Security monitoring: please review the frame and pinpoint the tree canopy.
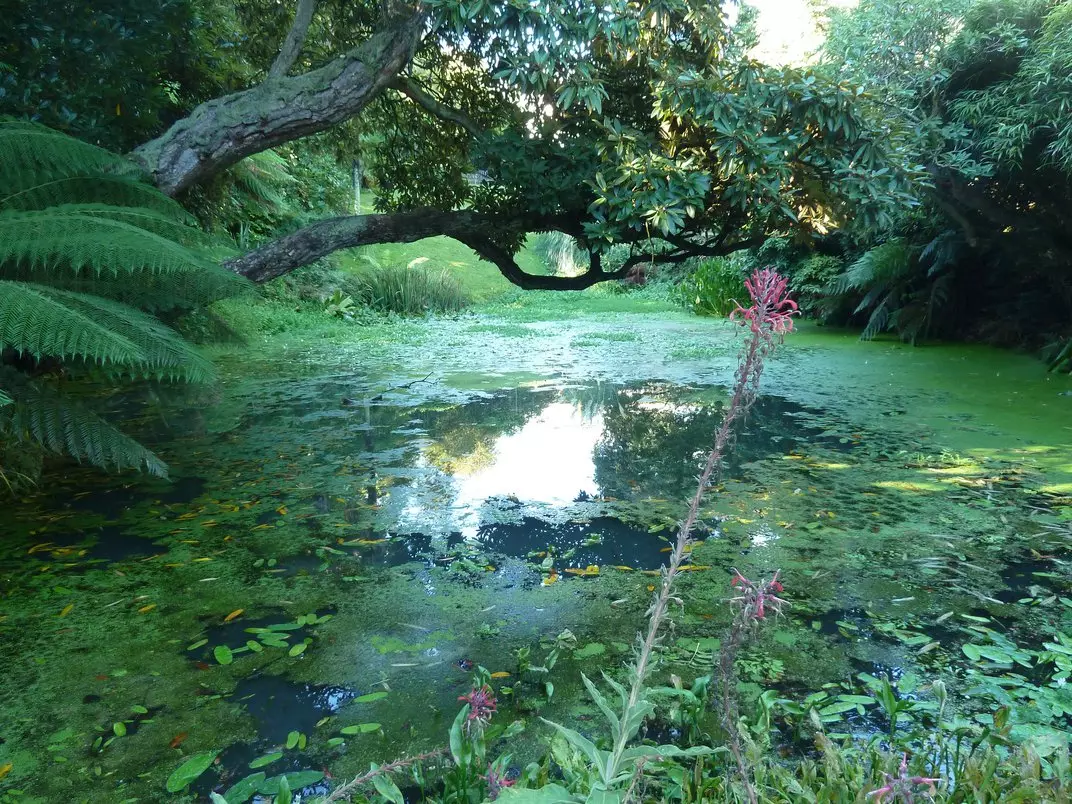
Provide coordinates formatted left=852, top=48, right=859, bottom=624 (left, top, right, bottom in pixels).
left=2, top=0, right=922, bottom=290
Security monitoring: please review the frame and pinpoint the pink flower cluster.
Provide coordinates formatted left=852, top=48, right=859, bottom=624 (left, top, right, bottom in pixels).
left=730, top=267, right=798, bottom=339
left=868, top=754, right=940, bottom=802
left=730, top=569, right=787, bottom=621
left=458, top=685, right=497, bottom=730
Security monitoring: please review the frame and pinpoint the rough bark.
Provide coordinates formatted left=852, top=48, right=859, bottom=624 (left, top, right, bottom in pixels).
left=131, top=13, right=424, bottom=196
left=268, top=0, right=318, bottom=79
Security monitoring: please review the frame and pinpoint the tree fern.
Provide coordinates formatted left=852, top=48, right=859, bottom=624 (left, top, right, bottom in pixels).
left=1, top=175, right=194, bottom=218
left=0, top=120, right=244, bottom=480
left=0, top=282, right=216, bottom=383
left=0, top=379, right=167, bottom=478
left=0, top=118, right=141, bottom=190
left=0, top=209, right=231, bottom=280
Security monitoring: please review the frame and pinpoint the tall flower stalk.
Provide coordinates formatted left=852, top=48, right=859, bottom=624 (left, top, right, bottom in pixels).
left=606, top=267, right=797, bottom=792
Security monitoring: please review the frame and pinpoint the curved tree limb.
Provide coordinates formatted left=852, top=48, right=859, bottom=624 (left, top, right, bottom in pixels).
left=132, top=11, right=425, bottom=196
left=223, top=208, right=764, bottom=291
left=268, top=0, right=318, bottom=79
left=387, top=77, right=485, bottom=138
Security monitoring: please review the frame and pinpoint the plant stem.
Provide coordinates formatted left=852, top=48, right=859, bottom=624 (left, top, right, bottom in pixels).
left=607, top=336, right=765, bottom=785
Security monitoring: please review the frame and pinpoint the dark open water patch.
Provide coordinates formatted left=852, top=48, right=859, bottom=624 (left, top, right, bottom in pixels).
left=477, top=516, right=680, bottom=569
left=232, top=674, right=357, bottom=744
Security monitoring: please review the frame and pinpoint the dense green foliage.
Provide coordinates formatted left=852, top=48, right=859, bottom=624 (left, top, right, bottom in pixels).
left=0, top=120, right=244, bottom=483
left=353, top=258, right=471, bottom=316
left=672, top=258, right=748, bottom=318
left=809, top=0, right=1072, bottom=364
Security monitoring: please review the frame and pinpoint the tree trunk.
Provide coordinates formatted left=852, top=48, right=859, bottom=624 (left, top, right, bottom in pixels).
left=131, top=14, right=423, bottom=196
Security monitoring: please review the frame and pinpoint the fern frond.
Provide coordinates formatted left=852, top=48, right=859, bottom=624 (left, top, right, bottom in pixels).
left=0, top=281, right=143, bottom=365
left=43, top=271, right=247, bottom=311
left=0, top=282, right=215, bottom=382
left=0, top=118, right=140, bottom=191
left=0, top=209, right=225, bottom=280
left=829, top=241, right=913, bottom=295
left=0, top=389, right=11, bottom=407
left=0, top=175, right=192, bottom=218
left=54, top=289, right=216, bottom=383
left=860, top=301, right=891, bottom=340
left=41, top=204, right=220, bottom=249
left=0, top=384, right=167, bottom=477
left=230, top=151, right=296, bottom=207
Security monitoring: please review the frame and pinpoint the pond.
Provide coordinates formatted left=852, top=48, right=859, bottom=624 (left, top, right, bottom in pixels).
left=1, top=311, right=1070, bottom=802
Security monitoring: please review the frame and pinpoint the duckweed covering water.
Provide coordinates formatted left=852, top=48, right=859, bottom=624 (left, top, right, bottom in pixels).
left=1, top=310, right=1070, bottom=801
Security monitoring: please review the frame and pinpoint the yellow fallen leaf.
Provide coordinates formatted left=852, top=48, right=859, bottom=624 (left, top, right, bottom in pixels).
left=138, top=603, right=157, bottom=614
left=647, top=584, right=656, bottom=592
left=0, top=763, right=12, bottom=780
left=677, top=565, right=712, bottom=572
left=611, top=565, right=633, bottom=572
left=490, top=671, right=511, bottom=679
left=193, top=557, right=213, bottom=562
left=59, top=603, right=74, bottom=617
left=276, top=506, right=288, bottom=515
left=223, top=609, right=244, bottom=622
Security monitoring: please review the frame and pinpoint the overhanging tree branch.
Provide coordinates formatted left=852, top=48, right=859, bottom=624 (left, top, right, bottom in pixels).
left=131, top=11, right=426, bottom=196
left=268, top=0, right=318, bottom=79
left=223, top=207, right=767, bottom=290
left=387, top=77, right=485, bottom=138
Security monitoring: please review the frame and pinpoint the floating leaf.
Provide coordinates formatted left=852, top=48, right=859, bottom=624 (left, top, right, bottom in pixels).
left=355, top=691, right=388, bottom=703
left=326, top=737, right=345, bottom=747
left=112, top=722, right=126, bottom=737
left=213, top=645, right=233, bottom=665
left=246, top=640, right=263, bottom=653
left=259, top=771, right=324, bottom=794
left=138, top=603, right=157, bottom=614
left=131, top=704, right=148, bottom=714
left=187, top=639, right=208, bottom=651
left=222, top=771, right=265, bottom=803
left=340, top=723, right=381, bottom=735
left=288, top=642, right=308, bottom=657
left=59, top=603, right=74, bottom=617
left=249, top=752, right=283, bottom=769
left=962, top=644, right=982, bottom=662
left=224, top=609, right=244, bottom=622
left=285, top=730, right=300, bottom=749
left=490, top=671, right=511, bottom=679
left=574, top=643, right=606, bottom=659
left=165, top=751, right=218, bottom=793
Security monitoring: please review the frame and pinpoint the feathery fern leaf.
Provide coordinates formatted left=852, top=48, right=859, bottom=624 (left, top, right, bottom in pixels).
left=52, top=289, right=216, bottom=383
left=0, top=389, right=11, bottom=408
left=41, top=204, right=220, bottom=248
left=0, top=281, right=143, bottom=365
left=0, top=384, right=167, bottom=477
left=0, top=175, right=194, bottom=218
left=0, top=282, right=216, bottom=382
left=0, top=209, right=225, bottom=279
left=0, top=118, right=140, bottom=192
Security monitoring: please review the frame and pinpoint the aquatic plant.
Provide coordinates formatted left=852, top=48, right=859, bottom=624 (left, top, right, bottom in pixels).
left=354, top=259, right=471, bottom=316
